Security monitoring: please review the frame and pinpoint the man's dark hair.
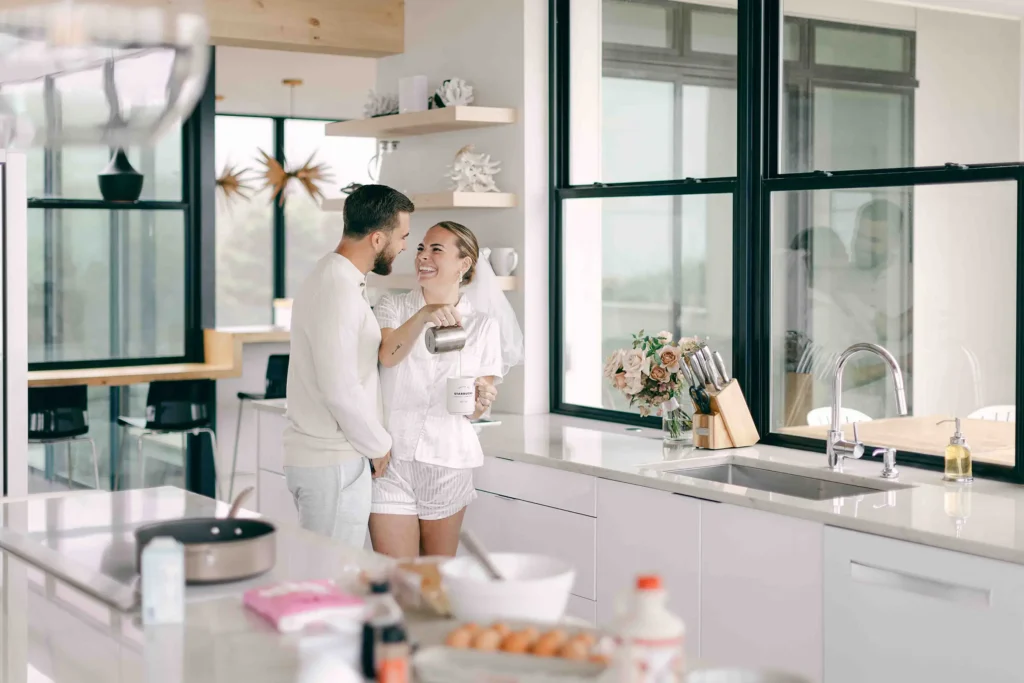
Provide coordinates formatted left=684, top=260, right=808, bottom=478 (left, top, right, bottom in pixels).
left=342, top=184, right=415, bottom=239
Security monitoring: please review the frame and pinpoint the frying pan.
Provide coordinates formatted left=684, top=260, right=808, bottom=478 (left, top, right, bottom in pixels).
left=134, top=487, right=277, bottom=584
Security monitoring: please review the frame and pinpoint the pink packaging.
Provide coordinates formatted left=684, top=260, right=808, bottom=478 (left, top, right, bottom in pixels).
left=243, top=579, right=366, bottom=633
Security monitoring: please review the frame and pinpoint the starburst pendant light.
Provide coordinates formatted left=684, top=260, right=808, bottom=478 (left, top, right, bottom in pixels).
left=0, top=0, right=210, bottom=149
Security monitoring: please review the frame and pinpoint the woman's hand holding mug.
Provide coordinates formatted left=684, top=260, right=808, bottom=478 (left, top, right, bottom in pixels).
left=475, top=378, right=498, bottom=414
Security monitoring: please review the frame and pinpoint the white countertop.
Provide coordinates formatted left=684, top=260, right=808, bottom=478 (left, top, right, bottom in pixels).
left=255, top=399, right=1024, bottom=566
left=0, top=487, right=393, bottom=683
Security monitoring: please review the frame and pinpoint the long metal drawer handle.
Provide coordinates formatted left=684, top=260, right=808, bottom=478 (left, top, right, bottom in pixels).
left=850, top=560, right=991, bottom=608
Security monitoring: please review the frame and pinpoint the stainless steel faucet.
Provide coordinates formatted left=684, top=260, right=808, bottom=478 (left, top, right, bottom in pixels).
left=827, top=343, right=909, bottom=472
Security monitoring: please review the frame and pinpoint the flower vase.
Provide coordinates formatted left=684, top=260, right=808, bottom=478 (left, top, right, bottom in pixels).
left=662, top=397, right=692, bottom=445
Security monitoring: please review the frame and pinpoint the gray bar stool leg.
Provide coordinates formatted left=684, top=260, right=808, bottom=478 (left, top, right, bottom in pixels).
left=230, top=400, right=246, bottom=502
left=138, top=431, right=148, bottom=489
left=85, top=438, right=100, bottom=490
left=66, top=442, right=73, bottom=491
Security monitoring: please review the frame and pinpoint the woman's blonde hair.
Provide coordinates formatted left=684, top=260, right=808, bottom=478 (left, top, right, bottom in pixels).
left=434, top=220, right=480, bottom=285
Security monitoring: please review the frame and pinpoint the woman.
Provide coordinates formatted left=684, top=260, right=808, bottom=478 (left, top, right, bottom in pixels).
left=369, top=221, right=522, bottom=557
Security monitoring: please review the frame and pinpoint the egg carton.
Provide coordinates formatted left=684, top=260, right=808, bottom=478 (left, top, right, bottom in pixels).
left=413, top=646, right=610, bottom=683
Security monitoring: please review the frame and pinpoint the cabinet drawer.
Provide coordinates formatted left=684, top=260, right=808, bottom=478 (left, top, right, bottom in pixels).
left=824, top=527, right=1024, bottom=683
left=465, top=490, right=597, bottom=600
left=476, top=457, right=596, bottom=517
left=258, top=469, right=299, bottom=528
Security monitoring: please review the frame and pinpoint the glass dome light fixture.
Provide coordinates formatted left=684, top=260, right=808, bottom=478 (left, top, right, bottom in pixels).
left=0, top=0, right=209, bottom=149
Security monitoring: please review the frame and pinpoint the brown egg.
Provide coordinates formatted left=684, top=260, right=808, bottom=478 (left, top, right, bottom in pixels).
left=445, top=626, right=474, bottom=649
left=471, top=627, right=503, bottom=651
left=569, top=632, right=596, bottom=648
left=500, top=628, right=540, bottom=654
left=530, top=629, right=568, bottom=657
left=491, top=622, right=511, bottom=638
left=558, top=639, right=589, bottom=661
left=589, top=653, right=611, bottom=666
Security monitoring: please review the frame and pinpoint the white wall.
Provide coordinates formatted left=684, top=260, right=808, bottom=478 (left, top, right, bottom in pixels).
left=374, top=0, right=548, bottom=414
left=215, top=46, right=377, bottom=119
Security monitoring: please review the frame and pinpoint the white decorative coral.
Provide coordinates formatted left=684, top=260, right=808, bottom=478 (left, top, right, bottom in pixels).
left=363, top=90, right=398, bottom=118
left=446, top=144, right=501, bottom=193
left=433, top=78, right=475, bottom=107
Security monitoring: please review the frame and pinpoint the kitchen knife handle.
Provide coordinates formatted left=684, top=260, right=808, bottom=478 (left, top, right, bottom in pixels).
left=712, top=351, right=730, bottom=383
left=700, top=347, right=723, bottom=390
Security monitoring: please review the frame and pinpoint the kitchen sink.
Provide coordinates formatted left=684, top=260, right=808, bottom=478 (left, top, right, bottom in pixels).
left=664, top=462, right=911, bottom=501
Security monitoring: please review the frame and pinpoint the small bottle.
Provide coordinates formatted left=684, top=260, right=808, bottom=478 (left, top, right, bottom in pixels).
left=376, top=624, right=410, bottom=683
left=360, top=580, right=404, bottom=680
left=611, top=574, right=686, bottom=683
left=141, top=537, right=185, bottom=626
left=939, top=418, right=973, bottom=483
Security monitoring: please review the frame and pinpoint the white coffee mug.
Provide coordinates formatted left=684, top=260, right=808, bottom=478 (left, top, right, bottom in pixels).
left=489, top=248, right=519, bottom=276
left=447, top=376, right=476, bottom=415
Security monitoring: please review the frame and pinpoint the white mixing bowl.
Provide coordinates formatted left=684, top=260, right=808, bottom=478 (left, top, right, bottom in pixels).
left=440, top=553, right=576, bottom=623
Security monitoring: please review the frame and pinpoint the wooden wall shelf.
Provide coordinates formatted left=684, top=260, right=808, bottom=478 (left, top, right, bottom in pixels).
left=324, top=106, right=516, bottom=138
left=322, top=191, right=516, bottom=212
left=367, top=274, right=518, bottom=291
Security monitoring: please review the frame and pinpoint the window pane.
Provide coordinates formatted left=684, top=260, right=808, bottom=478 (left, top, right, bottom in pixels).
left=812, top=87, right=908, bottom=172
left=603, top=0, right=672, bottom=48
left=561, top=194, right=733, bottom=413
left=690, top=10, right=736, bottom=55
left=814, top=26, right=907, bottom=72
left=782, top=2, right=1023, bottom=171
left=283, top=119, right=376, bottom=296
left=784, top=21, right=800, bottom=61
left=214, top=115, right=275, bottom=327
left=570, top=0, right=737, bottom=184
left=29, top=131, right=182, bottom=201
left=771, top=182, right=1016, bottom=468
left=28, top=209, right=186, bottom=363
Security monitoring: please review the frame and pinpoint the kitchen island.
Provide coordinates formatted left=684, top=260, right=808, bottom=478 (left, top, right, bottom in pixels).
left=0, top=487, right=391, bottom=683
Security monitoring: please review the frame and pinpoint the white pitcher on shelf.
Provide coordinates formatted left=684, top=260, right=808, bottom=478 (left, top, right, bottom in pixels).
left=489, top=247, right=518, bottom=276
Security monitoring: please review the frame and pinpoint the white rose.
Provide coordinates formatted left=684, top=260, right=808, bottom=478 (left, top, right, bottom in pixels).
left=623, top=372, right=643, bottom=395
left=657, top=330, right=673, bottom=343
left=622, top=348, right=644, bottom=375
left=603, top=349, right=624, bottom=379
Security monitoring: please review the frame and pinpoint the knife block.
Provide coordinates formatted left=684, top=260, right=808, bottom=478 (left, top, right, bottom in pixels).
left=693, top=379, right=760, bottom=450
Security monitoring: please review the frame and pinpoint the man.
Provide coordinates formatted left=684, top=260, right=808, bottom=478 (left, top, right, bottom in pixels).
left=283, top=184, right=414, bottom=547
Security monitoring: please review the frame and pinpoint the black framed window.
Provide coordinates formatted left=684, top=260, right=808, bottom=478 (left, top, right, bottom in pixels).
left=552, top=0, right=1024, bottom=481
left=214, top=114, right=377, bottom=326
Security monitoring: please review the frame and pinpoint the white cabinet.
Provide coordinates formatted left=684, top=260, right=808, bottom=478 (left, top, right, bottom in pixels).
left=595, top=479, right=701, bottom=657
left=464, top=489, right=597, bottom=600
left=475, top=456, right=596, bottom=516
left=701, top=503, right=823, bottom=682
left=824, top=527, right=1024, bottom=683
left=257, top=469, right=299, bottom=527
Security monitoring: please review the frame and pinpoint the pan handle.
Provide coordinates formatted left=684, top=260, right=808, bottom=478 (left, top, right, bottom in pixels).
left=227, top=487, right=255, bottom=519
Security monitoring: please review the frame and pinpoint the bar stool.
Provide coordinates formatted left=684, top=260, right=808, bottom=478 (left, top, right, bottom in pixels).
left=230, top=354, right=288, bottom=500
left=29, top=385, right=101, bottom=490
left=116, top=380, right=222, bottom=498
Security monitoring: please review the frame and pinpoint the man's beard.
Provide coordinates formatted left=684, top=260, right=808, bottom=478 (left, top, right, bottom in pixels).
left=372, top=240, right=398, bottom=275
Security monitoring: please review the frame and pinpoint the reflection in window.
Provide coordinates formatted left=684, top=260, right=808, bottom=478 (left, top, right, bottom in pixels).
left=773, top=182, right=1016, bottom=467
left=562, top=194, right=733, bottom=413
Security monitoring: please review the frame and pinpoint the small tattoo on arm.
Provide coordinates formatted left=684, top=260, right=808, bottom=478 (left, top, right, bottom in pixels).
left=391, top=343, right=403, bottom=355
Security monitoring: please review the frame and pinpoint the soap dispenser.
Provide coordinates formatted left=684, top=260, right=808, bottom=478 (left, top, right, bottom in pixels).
left=937, top=418, right=973, bottom=483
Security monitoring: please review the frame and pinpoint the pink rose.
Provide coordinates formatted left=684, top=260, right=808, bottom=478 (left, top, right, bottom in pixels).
left=649, top=365, right=669, bottom=382
left=658, top=346, right=681, bottom=373
left=613, top=372, right=628, bottom=390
